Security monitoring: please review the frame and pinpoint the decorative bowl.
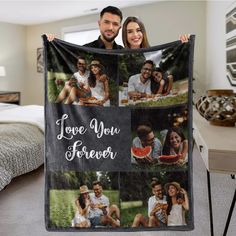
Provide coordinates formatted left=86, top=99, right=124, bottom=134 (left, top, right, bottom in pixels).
left=195, top=89, right=236, bottom=127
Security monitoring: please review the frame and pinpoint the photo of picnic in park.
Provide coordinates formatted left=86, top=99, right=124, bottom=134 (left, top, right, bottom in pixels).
left=131, top=105, right=189, bottom=171
left=118, top=43, right=190, bottom=107
left=47, top=170, right=190, bottom=229
left=46, top=38, right=190, bottom=108
left=46, top=41, right=119, bottom=106
left=120, top=171, right=190, bottom=228
left=47, top=171, right=120, bottom=229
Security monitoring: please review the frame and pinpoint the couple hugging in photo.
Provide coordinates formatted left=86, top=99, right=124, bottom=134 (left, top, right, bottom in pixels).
left=132, top=178, right=189, bottom=227
left=72, top=181, right=120, bottom=228
left=128, top=60, right=173, bottom=101
left=55, top=57, right=110, bottom=106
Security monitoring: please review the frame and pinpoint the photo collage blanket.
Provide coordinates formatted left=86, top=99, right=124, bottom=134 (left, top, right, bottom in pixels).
left=43, top=35, right=195, bottom=232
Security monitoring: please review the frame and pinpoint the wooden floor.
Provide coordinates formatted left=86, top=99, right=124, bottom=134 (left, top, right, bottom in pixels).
left=0, top=146, right=235, bottom=236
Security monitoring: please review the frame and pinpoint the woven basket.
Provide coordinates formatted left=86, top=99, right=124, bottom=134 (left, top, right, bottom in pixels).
left=195, top=89, right=236, bottom=127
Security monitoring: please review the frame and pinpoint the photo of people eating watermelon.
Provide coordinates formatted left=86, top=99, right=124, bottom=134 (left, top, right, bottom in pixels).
left=131, top=105, right=188, bottom=170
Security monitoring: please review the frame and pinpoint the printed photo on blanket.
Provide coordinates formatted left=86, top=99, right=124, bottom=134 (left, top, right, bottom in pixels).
left=118, top=43, right=190, bottom=107
left=47, top=49, right=119, bottom=106
left=47, top=171, right=120, bottom=229
left=131, top=105, right=189, bottom=171
left=120, top=171, right=190, bottom=228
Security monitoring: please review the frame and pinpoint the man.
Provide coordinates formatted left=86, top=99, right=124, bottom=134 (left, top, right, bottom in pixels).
left=88, top=180, right=120, bottom=227
left=55, top=56, right=89, bottom=104
left=148, top=178, right=168, bottom=227
left=132, top=122, right=162, bottom=164
left=132, top=178, right=167, bottom=227
left=84, top=6, right=123, bottom=49
left=128, top=60, right=154, bottom=99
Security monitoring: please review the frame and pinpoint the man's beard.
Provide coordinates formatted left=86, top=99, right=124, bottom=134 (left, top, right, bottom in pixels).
left=102, top=31, right=118, bottom=43
left=78, top=67, right=86, bottom=73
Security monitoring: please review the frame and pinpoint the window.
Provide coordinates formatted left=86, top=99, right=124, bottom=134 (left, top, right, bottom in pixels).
left=62, top=23, right=123, bottom=46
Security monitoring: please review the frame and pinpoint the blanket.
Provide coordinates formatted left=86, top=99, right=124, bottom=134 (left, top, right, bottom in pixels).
left=0, top=105, right=44, bottom=190
left=44, top=35, right=195, bottom=231
left=0, top=105, right=44, bottom=132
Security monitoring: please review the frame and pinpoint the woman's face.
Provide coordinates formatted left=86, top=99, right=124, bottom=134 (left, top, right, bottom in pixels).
left=91, top=65, right=100, bottom=75
left=126, top=22, right=143, bottom=49
left=170, top=131, right=182, bottom=149
left=153, top=71, right=163, bottom=82
left=168, top=185, right=178, bottom=197
left=83, top=192, right=89, bottom=199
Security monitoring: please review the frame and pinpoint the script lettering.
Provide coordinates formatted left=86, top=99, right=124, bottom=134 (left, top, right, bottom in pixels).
left=90, top=118, right=120, bottom=139
left=56, top=114, right=87, bottom=140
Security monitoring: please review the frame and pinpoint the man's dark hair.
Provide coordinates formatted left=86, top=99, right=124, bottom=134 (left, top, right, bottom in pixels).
left=143, top=60, right=154, bottom=68
left=151, top=177, right=162, bottom=188
left=100, top=6, right=123, bottom=21
left=77, top=56, right=86, bottom=62
left=92, top=180, right=102, bottom=186
left=136, top=123, right=152, bottom=141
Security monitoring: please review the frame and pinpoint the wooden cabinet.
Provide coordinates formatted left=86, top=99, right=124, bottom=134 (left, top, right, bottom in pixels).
left=193, top=108, right=236, bottom=174
left=0, top=91, right=20, bottom=105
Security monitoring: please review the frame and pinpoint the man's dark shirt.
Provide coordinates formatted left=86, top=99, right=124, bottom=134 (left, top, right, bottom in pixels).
left=84, top=36, right=123, bottom=49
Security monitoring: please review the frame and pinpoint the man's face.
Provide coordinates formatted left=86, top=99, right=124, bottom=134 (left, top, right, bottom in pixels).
left=77, top=59, right=86, bottom=73
left=93, top=184, right=102, bottom=197
left=142, top=131, right=155, bottom=147
left=141, top=63, right=153, bottom=81
left=99, top=12, right=121, bottom=43
left=152, top=184, right=163, bottom=199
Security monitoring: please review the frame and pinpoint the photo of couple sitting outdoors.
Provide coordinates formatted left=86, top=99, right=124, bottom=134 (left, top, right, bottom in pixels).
left=120, top=173, right=189, bottom=227
left=131, top=106, right=188, bottom=170
left=119, top=45, right=190, bottom=108
left=120, top=60, right=174, bottom=106
left=71, top=181, right=120, bottom=228
left=54, top=57, right=111, bottom=106
left=49, top=171, right=120, bottom=229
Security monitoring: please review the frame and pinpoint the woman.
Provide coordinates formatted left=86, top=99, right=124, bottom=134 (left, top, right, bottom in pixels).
left=122, top=16, right=150, bottom=49
left=162, top=127, right=188, bottom=163
left=72, top=185, right=91, bottom=228
left=151, top=67, right=173, bottom=96
left=86, top=60, right=110, bottom=106
left=165, top=182, right=189, bottom=226
left=68, top=60, right=110, bottom=106
left=122, top=17, right=189, bottom=49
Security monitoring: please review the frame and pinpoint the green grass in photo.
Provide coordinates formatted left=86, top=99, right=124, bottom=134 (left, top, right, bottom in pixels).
left=121, top=201, right=148, bottom=227
left=135, top=92, right=188, bottom=107
left=49, top=189, right=119, bottom=228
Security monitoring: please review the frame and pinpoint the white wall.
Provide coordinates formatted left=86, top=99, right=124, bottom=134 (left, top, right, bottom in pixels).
left=2, top=1, right=234, bottom=105
left=206, top=0, right=235, bottom=92
left=25, top=1, right=206, bottom=105
left=0, top=22, right=26, bottom=103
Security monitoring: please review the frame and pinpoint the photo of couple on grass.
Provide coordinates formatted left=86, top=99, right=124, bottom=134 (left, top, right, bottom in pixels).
left=121, top=172, right=189, bottom=228
left=48, top=171, right=189, bottom=229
